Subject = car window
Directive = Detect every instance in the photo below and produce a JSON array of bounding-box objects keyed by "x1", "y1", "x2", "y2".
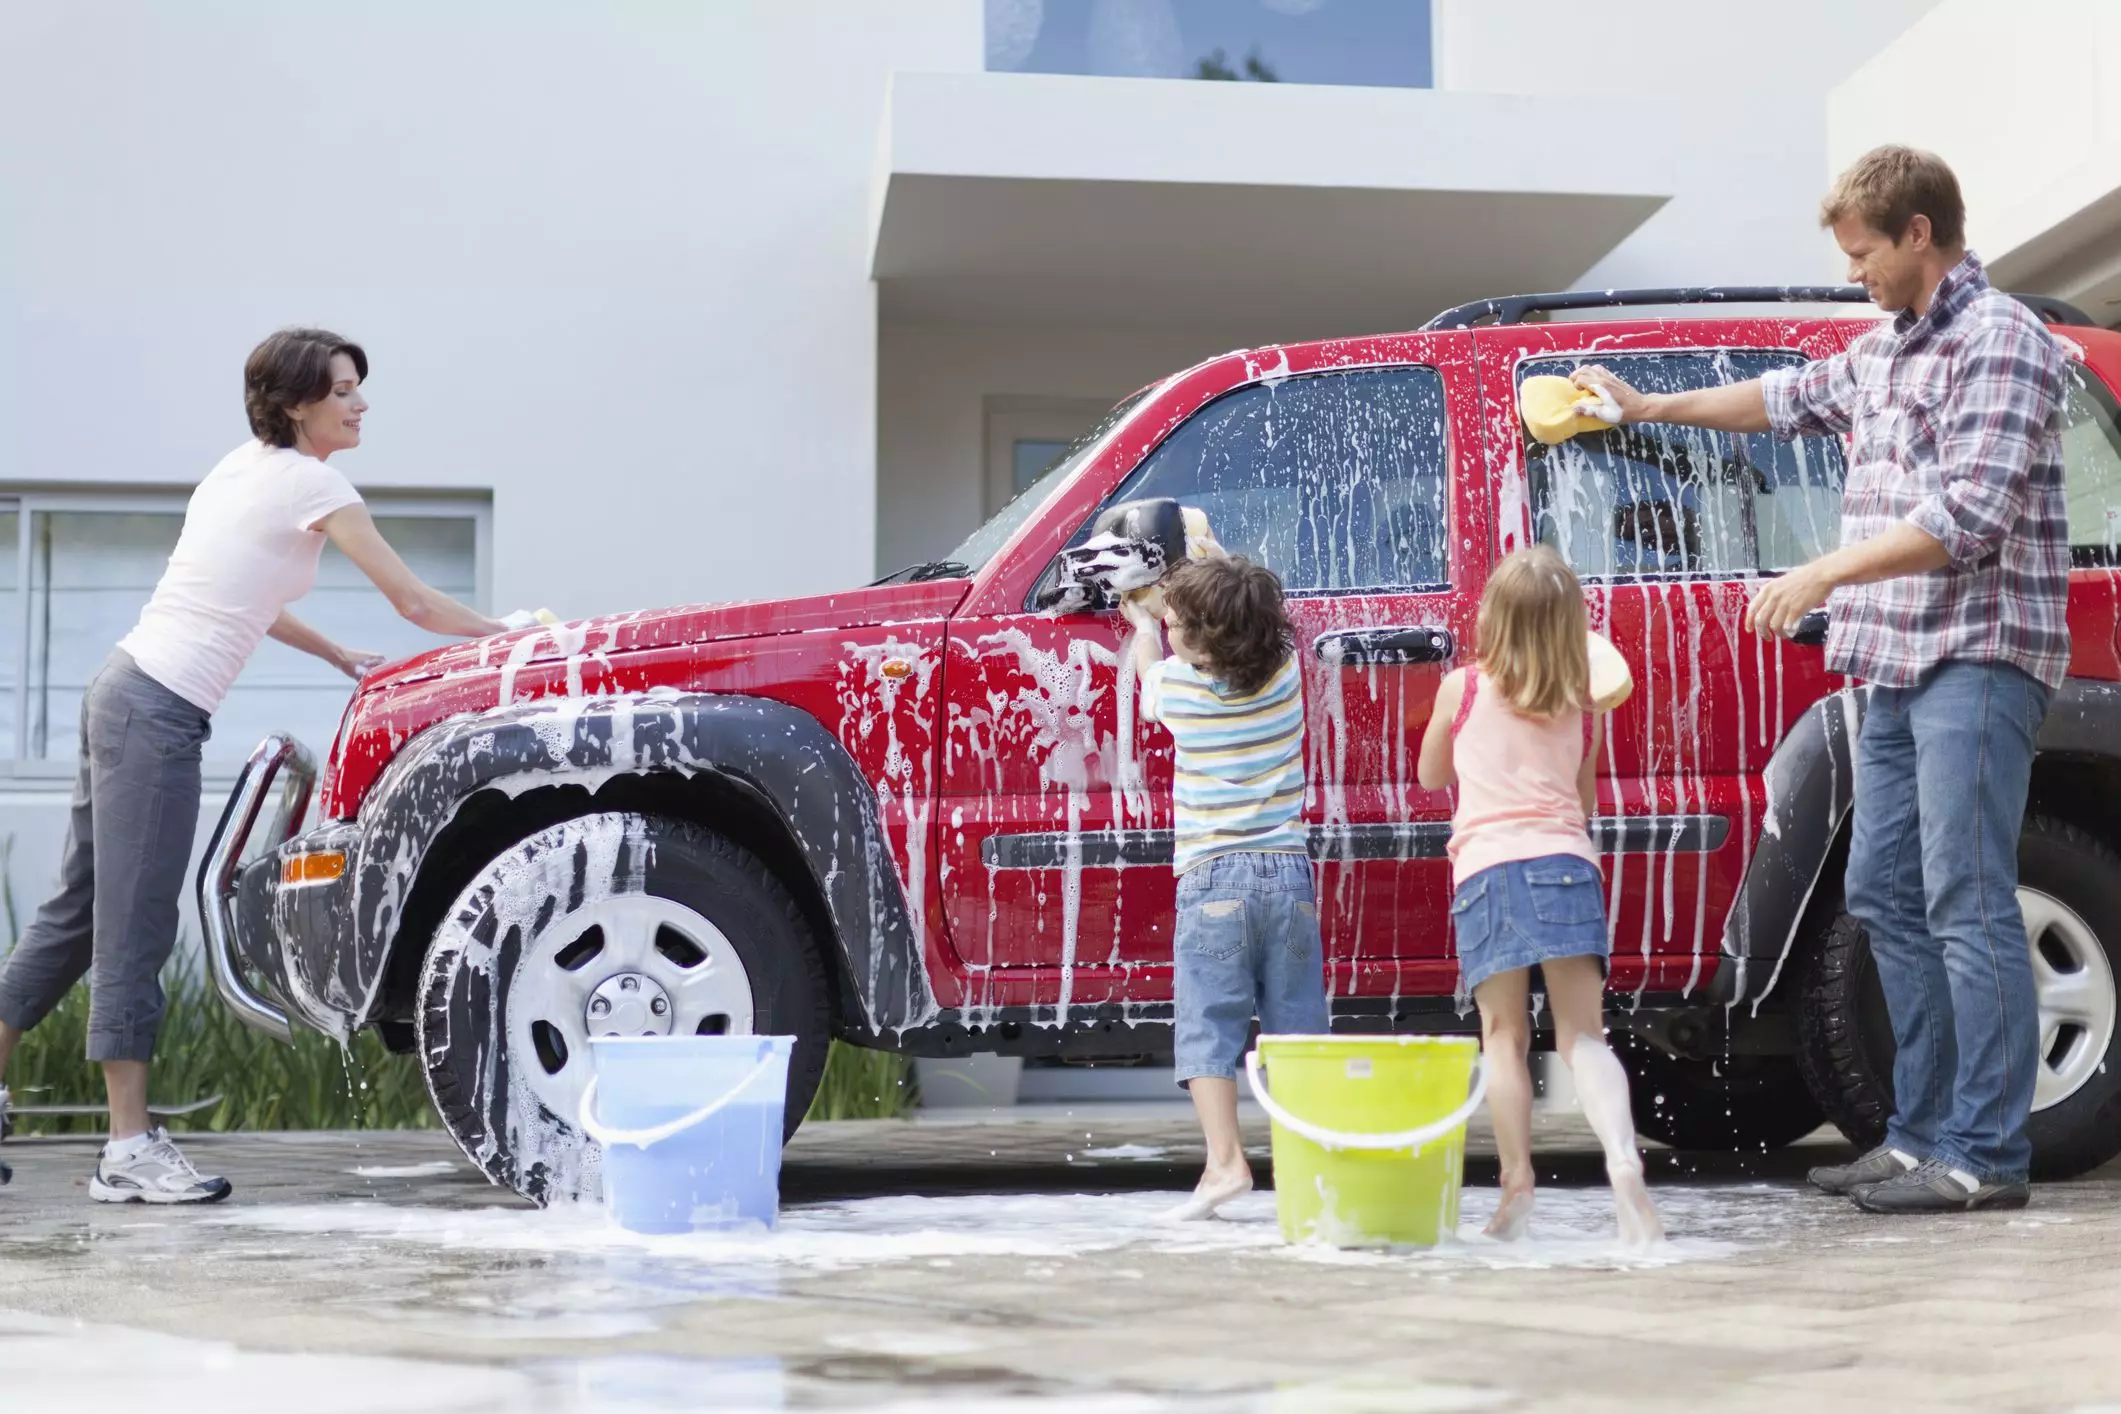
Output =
[
  {"x1": 944, "y1": 391, "x2": 1150, "y2": 575},
  {"x1": 1072, "y1": 367, "x2": 1451, "y2": 593},
  {"x1": 1522, "y1": 351, "x2": 1846, "y2": 579},
  {"x1": 2063, "y1": 364, "x2": 2121, "y2": 567}
]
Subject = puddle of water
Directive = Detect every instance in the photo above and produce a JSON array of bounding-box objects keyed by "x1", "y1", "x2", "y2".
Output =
[
  {"x1": 0, "y1": 1310, "x2": 530, "y2": 1413},
  {"x1": 206, "y1": 1183, "x2": 1801, "y2": 1274}
]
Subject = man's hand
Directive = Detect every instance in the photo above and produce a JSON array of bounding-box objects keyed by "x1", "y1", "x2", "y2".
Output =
[
  {"x1": 1745, "y1": 564, "x2": 1834, "y2": 639},
  {"x1": 1571, "y1": 365, "x2": 1654, "y2": 425},
  {"x1": 335, "y1": 646, "x2": 388, "y2": 681}
]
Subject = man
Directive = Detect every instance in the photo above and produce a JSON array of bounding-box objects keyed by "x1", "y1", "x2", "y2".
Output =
[{"x1": 1575, "y1": 145, "x2": 2069, "y2": 1214}]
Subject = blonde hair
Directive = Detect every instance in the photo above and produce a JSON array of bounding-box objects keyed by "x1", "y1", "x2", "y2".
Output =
[
  {"x1": 1475, "y1": 545, "x2": 1589, "y2": 717},
  {"x1": 1819, "y1": 145, "x2": 1965, "y2": 249}
]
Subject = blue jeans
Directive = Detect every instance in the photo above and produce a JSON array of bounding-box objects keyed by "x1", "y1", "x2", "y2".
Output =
[
  {"x1": 1845, "y1": 660, "x2": 2049, "y2": 1183},
  {"x1": 1172, "y1": 852, "x2": 1330, "y2": 1085}
]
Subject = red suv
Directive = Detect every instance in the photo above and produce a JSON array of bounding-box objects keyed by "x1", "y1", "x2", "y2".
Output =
[{"x1": 202, "y1": 288, "x2": 2121, "y2": 1204}]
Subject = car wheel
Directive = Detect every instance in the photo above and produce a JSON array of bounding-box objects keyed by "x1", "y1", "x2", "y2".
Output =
[
  {"x1": 1793, "y1": 814, "x2": 2121, "y2": 1181},
  {"x1": 415, "y1": 812, "x2": 832, "y2": 1204},
  {"x1": 1620, "y1": 1041, "x2": 1827, "y2": 1152}
]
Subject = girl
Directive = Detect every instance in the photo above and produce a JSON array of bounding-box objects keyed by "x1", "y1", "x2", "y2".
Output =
[{"x1": 1417, "y1": 544, "x2": 1663, "y2": 1245}]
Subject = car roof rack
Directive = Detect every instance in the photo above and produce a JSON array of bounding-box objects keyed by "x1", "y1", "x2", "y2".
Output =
[{"x1": 1421, "y1": 285, "x2": 2096, "y2": 331}]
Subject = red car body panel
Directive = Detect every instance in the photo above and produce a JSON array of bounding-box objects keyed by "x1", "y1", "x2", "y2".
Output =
[{"x1": 315, "y1": 315, "x2": 2121, "y2": 1020}]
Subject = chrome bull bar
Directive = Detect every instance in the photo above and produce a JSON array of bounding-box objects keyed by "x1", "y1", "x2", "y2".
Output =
[{"x1": 196, "y1": 734, "x2": 317, "y2": 1044}]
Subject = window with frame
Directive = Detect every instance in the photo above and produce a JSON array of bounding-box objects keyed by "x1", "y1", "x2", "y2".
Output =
[
  {"x1": 1522, "y1": 351, "x2": 1847, "y2": 579},
  {"x1": 0, "y1": 495, "x2": 487, "y2": 775},
  {"x1": 1078, "y1": 366, "x2": 1452, "y2": 594},
  {"x1": 2063, "y1": 363, "x2": 2121, "y2": 566}
]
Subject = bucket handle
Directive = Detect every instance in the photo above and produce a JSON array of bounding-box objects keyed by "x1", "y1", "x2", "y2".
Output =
[
  {"x1": 1243, "y1": 1048, "x2": 1488, "y2": 1153},
  {"x1": 577, "y1": 1051, "x2": 782, "y2": 1151}
]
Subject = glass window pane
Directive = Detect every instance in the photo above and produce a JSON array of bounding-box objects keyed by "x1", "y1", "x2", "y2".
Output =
[
  {"x1": 27, "y1": 510, "x2": 183, "y2": 761},
  {"x1": 988, "y1": 0, "x2": 1432, "y2": 89},
  {"x1": 0, "y1": 509, "x2": 17, "y2": 755},
  {"x1": 1013, "y1": 439, "x2": 1072, "y2": 497},
  {"x1": 1079, "y1": 367, "x2": 1451, "y2": 593},
  {"x1": 2062, "y1": 366, "x2": 2121, "y2": 566},
  {"x1": 22, "y1": 509, "x2": 480, "y2": 765},
  {"x1": 1522, "y1": 352, "x2": 1847, "y2": 579}
]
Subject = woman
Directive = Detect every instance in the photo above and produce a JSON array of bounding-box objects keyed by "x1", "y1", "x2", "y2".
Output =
[{"x1": 0, "y1": 328, "x2": 507, "y2": 1202}]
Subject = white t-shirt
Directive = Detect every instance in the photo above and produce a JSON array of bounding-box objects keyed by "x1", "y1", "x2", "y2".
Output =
[{"x1": 119, "y1": 439, "x2": 365, "y2": 714}]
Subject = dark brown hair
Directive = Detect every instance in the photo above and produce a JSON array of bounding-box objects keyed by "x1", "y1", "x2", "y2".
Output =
[
  {"x1": 1819, "y1": 145, "x2": 1966, "y2": 249},
  {"x1": 244, "y1": 327, "x2": 368, "y2": 448},
  {"x1": 1161, "y1": 556, "x2": 1294, "y2": 696}
]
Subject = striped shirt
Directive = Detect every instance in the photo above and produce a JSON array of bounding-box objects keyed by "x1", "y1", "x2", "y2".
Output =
[
  {"x1": 1145, "y1": 653, "x2": 1306, "y2": 874},
  {"x1": 1762, "y1": 252, "x2": 2071, "y2": 689}
]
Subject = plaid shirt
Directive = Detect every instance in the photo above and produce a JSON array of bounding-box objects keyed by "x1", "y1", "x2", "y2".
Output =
[{"x1": 1762, "y1": 253, "x2": 2071, "y2": 689}]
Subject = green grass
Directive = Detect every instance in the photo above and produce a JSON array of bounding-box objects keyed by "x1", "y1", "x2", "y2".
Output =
[{"x1": 2, "y1": 844, "x2": 914, "y2": 1130}]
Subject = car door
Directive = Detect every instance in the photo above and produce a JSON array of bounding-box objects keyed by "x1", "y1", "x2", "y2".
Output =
[
  {"x1": 935, "y1": 337, "x2": 1487, "y2": 1018},
  {"x1": 1473, "y1": 321, "x2": 1851, "y2": 996}
]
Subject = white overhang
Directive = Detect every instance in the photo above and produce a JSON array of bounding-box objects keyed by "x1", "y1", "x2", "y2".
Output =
[
  {"x1": 872, "y1": 72, "x2": 1676, "y2": 340},
  {"x1": 1830, "y1": 0, "x2": 2121, "y2": 326}
]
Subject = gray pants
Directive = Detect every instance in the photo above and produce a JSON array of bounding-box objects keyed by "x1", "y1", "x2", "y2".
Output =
[{"x1": 0, "y1": 651, "x2": 210, "y2": 1062}]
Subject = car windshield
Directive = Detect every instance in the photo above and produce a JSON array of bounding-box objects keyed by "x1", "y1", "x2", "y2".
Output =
[{"x1": 939, "y1": 391, "x2": 1151, "y2": 574}]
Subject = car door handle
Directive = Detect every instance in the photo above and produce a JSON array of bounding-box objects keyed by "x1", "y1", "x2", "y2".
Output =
[
  {"x1": 1788, "y1": 609, "x2": 1830, "y2": 647},
  {"x1": 1315, "y1": 626, "x2": 1456, "y2": 666}
]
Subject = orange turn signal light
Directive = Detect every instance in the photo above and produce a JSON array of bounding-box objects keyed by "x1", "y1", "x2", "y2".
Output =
[{"x1": 281, "y1": 851, "x2": 347, "y2": 887}]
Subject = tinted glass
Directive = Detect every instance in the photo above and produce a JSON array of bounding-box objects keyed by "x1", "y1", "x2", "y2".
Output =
[
  {"x1": 1089, "y1": 367, "x2": 1450, "y2": 593},
  {"x1": 1523, "y1": 351, "x2": 1846, "y2": 579},
  {"x1": 987, "y1": 0, "x2": 1431, "y2": 88}
]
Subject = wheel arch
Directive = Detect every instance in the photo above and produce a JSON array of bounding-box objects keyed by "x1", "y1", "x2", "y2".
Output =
[
  {"x1": 339, "y1": 693, "x2": 928, "y2": 1045},
  {"x1": 1715, "y1": 677, "x2": 2121, "y2": 1008}
]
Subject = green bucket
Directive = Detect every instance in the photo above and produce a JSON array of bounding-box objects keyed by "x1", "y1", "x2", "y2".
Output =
[{"x1": 1246, "y1": 1035, "x2": 1487, "y2": 1248}]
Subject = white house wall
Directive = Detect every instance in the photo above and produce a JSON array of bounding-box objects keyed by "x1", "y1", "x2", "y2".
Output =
[
  {"x1": 1830, "y1": 0, "x2": 2121, "y2": 320},
  {"x1": 1432, "y1": 0, "x2": 1943, "y2": 287},
  {"x1": 2, "y1": 0, "x2": 982, "y2": 624}
]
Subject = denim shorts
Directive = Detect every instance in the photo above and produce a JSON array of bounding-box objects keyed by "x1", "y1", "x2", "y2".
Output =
[
  {"x1": 1450, "y1": 854, "x2": 1609, "y2": 1002},
  {"x1": 1172, "y1": 851, "x2": 1331, "y2": 1086}
]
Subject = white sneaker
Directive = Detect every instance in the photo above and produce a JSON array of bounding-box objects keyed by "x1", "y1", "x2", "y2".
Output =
[{"x1": 89, "y1": 1127, "x2": 231, "y2": 1205}]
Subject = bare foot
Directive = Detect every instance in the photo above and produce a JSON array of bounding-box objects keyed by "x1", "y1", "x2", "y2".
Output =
[
  {"x1": 1611, "y1": 1165, "x2": 1664, "y2": 1247},
  {"x1": 1484, "y1": 1184, "x2": 1535, "y2": 1240},
  {"x1": 1163, "y1": 1165, "x2": 1254, "y2": 1221}
]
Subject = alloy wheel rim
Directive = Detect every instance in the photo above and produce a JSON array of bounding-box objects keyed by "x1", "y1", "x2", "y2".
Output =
[
  {"x1": 2022, "y1": 886, "x2": 2117, "y2": 1112},
  {"x1": 503, "y1": 893, "x2": 756, "y2": 1126}
]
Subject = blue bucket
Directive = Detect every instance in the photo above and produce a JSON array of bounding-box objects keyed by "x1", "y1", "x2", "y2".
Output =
[{"x1": 579, "y1": 1034, "x2": 794, "y2": 1234}]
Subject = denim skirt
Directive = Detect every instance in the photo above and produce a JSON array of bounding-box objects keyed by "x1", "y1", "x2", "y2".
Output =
[{"x1": 1450, "y1": 853, "x2": 1609, "y2": 999}]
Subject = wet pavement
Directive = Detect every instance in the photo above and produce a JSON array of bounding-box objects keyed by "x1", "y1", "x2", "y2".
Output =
[{"x1": 4, "y1": 1107, "x2": 2120, "y2": 1413}]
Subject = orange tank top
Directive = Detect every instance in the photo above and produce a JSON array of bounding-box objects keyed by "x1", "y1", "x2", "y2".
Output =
[{"x1": 1446, "y1": 669, "x2": 1599, "y2": 886}]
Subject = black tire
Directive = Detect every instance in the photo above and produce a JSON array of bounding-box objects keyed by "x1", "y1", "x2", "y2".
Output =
[
  {"x1": 416, "y1": 812, "x2": 833, "y2": 1204},
  {"x1": 1794, "y1": 814, "x2": 2121, "y2": 1181},
  {"x1": 1620, "y1": 1039, "x2": 1827, "y2": 1152}
]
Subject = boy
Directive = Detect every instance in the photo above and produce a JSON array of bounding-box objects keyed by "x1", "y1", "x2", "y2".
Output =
[{"x1": 1124, "y1": 554, "x2": 1327, "y2": 1220}]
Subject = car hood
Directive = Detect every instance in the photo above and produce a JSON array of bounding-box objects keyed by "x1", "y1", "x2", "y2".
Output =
[{"x1": 361, "y1": 578, "x2": 970, "y2": 694}]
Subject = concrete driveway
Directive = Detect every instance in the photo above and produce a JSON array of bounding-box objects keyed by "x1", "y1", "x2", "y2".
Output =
[{"x1": 3, "y1": 1107, "x2": 2118, "y2": 1413}]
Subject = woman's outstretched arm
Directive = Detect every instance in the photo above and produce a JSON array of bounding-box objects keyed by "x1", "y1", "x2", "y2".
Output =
[
  {"x1": 319, "y1": 504, "x2": 508, "y2": 638},
  {"x1": 269, "y1": 611, "x2": 384, "y2": 681}
]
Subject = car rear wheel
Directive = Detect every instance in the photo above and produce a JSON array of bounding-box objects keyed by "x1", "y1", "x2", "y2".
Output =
[
  {"x1": 415, "y1": 812, "x2": 832, "y2": 1204},
  {"x1": 1793, "y1": 815, "x2": 2121, "y2": 1181}
]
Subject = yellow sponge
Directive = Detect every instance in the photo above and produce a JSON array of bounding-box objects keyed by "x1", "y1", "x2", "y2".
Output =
[
  {"x1": 1521, "y1": 374, "x2": 1621, "y2": 446},
  {"x1": 1588, "y1": 630, "x2": 1633, "y2": 713}
]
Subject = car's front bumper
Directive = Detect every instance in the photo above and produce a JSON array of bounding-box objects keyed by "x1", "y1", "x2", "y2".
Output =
[{"x1": 200, "y1": 736, "x2": 362, "y2": 1041}]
